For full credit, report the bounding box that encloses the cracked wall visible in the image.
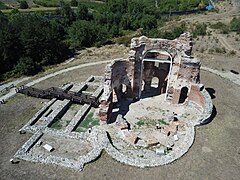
[99,32,207,121]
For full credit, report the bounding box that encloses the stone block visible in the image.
[116,121,129,130]
[156,148,165,156]
[124,131,138,144]
[174,134,179,141]
[43,144,54,152]
[147,137,159,146]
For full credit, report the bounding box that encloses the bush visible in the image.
[230,17,240,32]
[228,50,236,56]
[193,23,207,37]
[210,21,229,34]
[208,48,214,54]
[13,57,40,75]
[19,1,29,9]
[71,0,78,7]
[0,2,8,10]
[215,47,226,54]
[140,15,157,30]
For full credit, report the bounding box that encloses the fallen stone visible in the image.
[124,131,138,144]
[36,140,42,146]
[156,148,165,156]
[147,137,159,147]
[116,121,129,130]
[174,134,179,141]
[43,144,54,152]
[10,158,19,164]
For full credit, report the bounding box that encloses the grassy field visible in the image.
[0,0,102,13]
[0,0,209,14]
[1,6,57,13]
[33,0,70,7]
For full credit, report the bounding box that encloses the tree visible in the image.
[141,15,157,30]
[56,1,76,25]
[68,20,107,48]
[10,13,69,65]
[76,4,91,20]
[13,57,40,75]
[0,13,21,78]
[19,1,28,9]
[71,0,78,7]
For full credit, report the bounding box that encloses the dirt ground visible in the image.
[1,1,240,179]
[0,63,240,180]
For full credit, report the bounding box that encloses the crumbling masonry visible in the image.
[100,32,207,121]
[13,33,213,170]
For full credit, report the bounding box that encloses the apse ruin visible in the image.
[100,32,209,122]
[13,33,213,170]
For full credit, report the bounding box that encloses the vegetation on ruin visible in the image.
[136,117,169,128]
[51,119,63,129]
[77,112,99,132]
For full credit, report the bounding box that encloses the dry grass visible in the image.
[0,68,240,179]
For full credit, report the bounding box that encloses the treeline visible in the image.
[0,0,208,81]
[32,0,208,12]
[0,11,70,80]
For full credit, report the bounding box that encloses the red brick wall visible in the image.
[188,85,205,108]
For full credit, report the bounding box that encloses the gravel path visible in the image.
[201,66,240,86]
[1,60,239,103]
[211,31,240,56]
[0,60,111,102]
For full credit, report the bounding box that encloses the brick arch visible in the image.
[141,47,178,61]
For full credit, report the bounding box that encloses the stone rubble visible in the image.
[13,34,213,171]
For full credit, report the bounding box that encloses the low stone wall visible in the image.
[65,104,91,133]
[104,126,195,168]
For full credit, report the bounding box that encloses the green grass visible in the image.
[33,0,69,7]
[1,7,58,13]
[136,117,169,128]
[76,112,99,132]
[80,0,104,11]
[158,118,168,125]
[51,118,62,129]
[136,119,145,127]
[32,0,104,8]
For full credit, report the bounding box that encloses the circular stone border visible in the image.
[88,87,213,168]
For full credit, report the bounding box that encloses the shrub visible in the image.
[230,17,240,32]
[208,48,214,54]
[228,50,236,56]
[193,23,207,37]
[13,57,40,75]
[71,0,78,7]
[215,47,226,54]
[0,2,8,10]
[19,1,29,9]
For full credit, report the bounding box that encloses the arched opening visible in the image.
[141,80,145,91]
[151,77,159,88]
[178,87,189,104]
[122,84,127,94]
[140,49,172,98]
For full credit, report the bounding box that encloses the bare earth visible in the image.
[1,66,240,180]
[1,1,240,179]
